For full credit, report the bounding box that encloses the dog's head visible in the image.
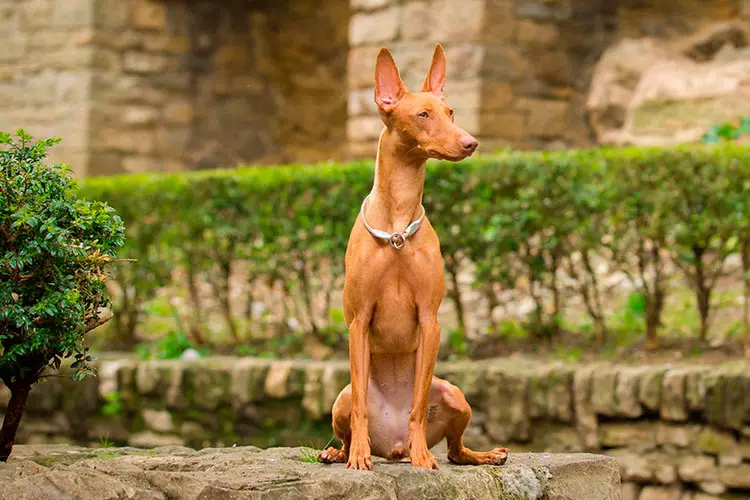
[374,44,478,162]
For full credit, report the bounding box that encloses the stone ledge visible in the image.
[1,445,620,500]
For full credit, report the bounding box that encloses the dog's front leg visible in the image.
[409,312,441,469]
[346,312,373,470]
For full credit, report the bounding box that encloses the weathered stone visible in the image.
[590,366,618,417]
[616,367,645,418]
[599,422,656,449]
[122,105,159,126]
[516,20,559,46]
[163,101,193,124]
[639,486,682,500]
[485,364,531,442]
[264,360,303,399]
[686,368,710,413]
[352,0,393,11]
[573,366,599,449]
[131,0,167,30]
[656,423,701,448]
[128,431,184,448]
[231,358,271,405]
[529,365,551,419]
[401,2,430,41]
[481,82,515,110]
[347,115,383,142]
[349,7,401,47]
[639,367,668,412]
[547,365,574,423]
[678,454,718,483]
[348,88,377,116]
[0,382,10,409]
[1,447,621,500]
[720,373,750,431]
[142,409,174,433]
[621,481,641,500]
[695,427,739,456]
[431,0,484,42]
[514,0,571,21]
[123,51,168,74]
[184,362,231,410]
[480,111,526,141]
[716,464,750,489]
[661,369,689,421]
[517,98,569,137]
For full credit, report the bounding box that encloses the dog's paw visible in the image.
[317,447,347,464]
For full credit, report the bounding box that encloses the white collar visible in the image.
[360,195,426,249]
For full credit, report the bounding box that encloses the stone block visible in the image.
[163,101,194,124]
[516,20,559,46]
[638,367,668,412]
[616,367,645,418]
[661,369,689,421]
[98,128,157,154]
[685,368,709,412]
[349,7,401,47]
[446,80,481,110]
[132,0,167,30]
[264,360,304,399]
[517,98,569,137]
[122,105,159,126]
[352,0,393,11]
[142,409,174,433]
[743,0,750,19]
[142,34,189,54]
[448,44,485,81]
[185,362,232,410]
[656,423,700,448]
[481,82,514,110]
[348,46,381,89]
[231,358,271,406]
[347,115,383,142]
[401,2,430,41]
[514,0,572,21]
[678,454,718,483]
[547,365,575,423]
[348,88,377,117]
[122,155,157,174]
[480,110,526,141]
[639,486,682,500]
[716,464,750,489]
[695,427,739,456]
[573,366,598,449]
[484,365,530,442]
[590,366,618,416]
[599,422,656,449]
[0,383,9,409]
[124,51,168,74]
[128,431,183,448]
[621,482,641,500]
[431,0,484,42]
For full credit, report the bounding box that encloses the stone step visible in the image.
[1,445,620,500]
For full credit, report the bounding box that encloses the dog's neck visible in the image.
[368,128,428,233]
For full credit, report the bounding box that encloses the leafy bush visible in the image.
[80,144,750,352]
[0,130,125,461]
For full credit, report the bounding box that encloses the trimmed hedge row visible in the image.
[81,145,750,349]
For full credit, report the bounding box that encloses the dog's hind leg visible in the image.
[429,378,509,466]
[317,385,352,464]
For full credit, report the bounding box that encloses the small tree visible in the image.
[0,130,124,462]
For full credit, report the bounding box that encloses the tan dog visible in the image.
[318,44,509,470]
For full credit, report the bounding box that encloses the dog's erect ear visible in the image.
[374,48,407,113]
[421,43,446,99]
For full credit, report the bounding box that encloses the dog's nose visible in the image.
[461,136,479,153]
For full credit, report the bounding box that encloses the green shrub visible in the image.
[80,144,750,350]
[0,130,125,461]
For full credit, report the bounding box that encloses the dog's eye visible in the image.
[448,109,454,116]
[417,111,429,118]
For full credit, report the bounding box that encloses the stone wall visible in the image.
[3,357,750,499]
[0,0,95,177]
[346,0,750,157]
[89,0,350,175]
[0,0,349,176]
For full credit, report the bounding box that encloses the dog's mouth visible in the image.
[426,149,472,161]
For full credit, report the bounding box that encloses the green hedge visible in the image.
[81,145,750,349]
